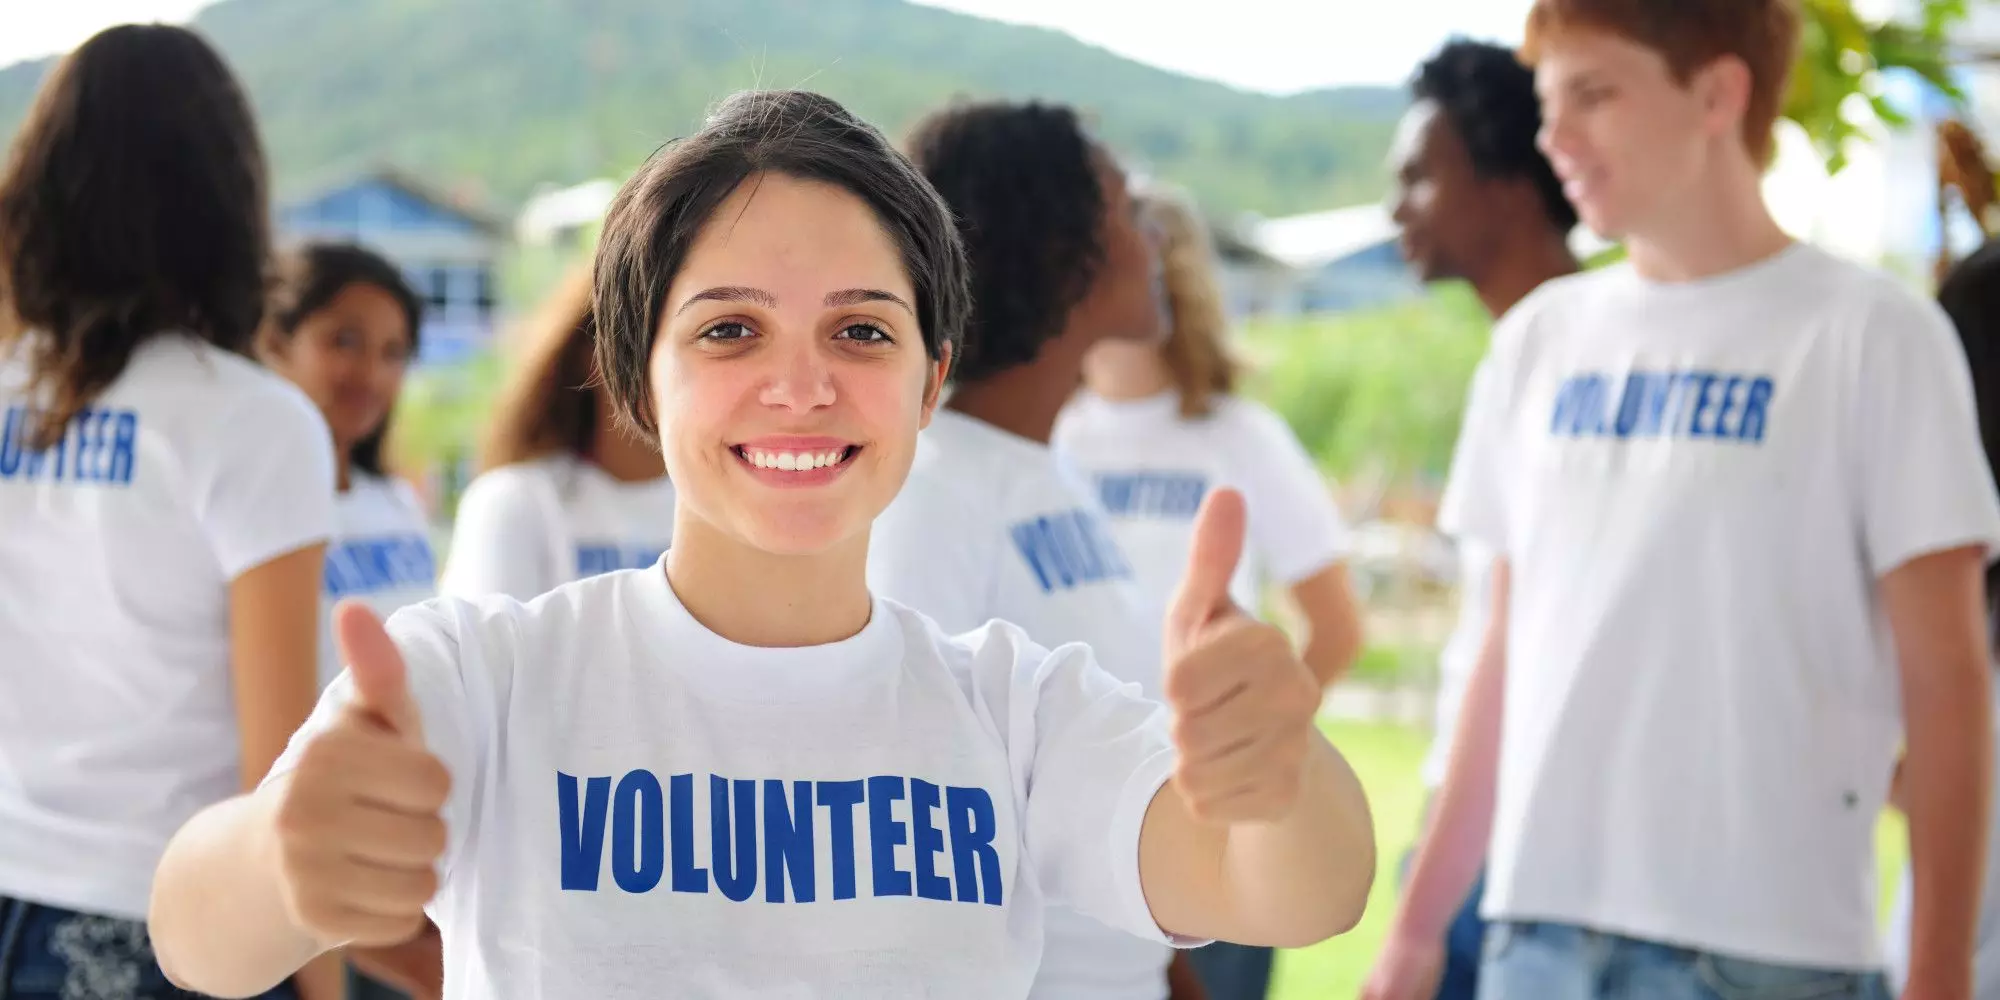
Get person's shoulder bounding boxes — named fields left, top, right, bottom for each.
left=1208, top=394, right=1294, bottom=440
left=1814, top=252, right=1957, bottom=346
left=878, top=594, right=1088, bottom=691
left=121, top=336, right=321, bottom=427
left=399, top=566, right=643, bottom=657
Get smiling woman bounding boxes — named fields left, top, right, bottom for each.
left=146, top=89, right=1374, bottom=1000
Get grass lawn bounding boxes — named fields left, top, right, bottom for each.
left=1268, top=720, right=1911, bottom=1000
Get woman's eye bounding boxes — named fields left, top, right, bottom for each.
left=837, top=323, right=892, bottom=344
left=701, top=321, right=753, bottom=342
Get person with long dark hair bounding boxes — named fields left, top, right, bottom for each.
left=147, top=89, right=1375, bottom=998
left=0, top=24, right=337, bottom=999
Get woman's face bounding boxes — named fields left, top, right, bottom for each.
left=651, top=172, right=947, bottom=557
left=266, top=282, right=414, bottom=457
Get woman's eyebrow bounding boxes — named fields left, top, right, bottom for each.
left=824, top=288, right=914, bottom=314
left=675, top=285, right=778, bottom=315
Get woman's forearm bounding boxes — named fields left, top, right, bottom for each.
left=151, top=787, right=328, bottom=997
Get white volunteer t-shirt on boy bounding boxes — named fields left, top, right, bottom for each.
left=320, top=472, right=436, bottom=688
left=1438, top=242, right=2000, bottom=969
left=869, top=407, right=1178, bottom=1000
left=1421, top=537, right=1492, bottom=789
left=269, top=564, right=1187, bottom=999
left=1052, top=390, right=1352, bottom=626
left=0, top=334, right=335, bottom=920
left=438, top=452, right=674, bottom=601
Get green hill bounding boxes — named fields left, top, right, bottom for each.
left=0, top=0, right=1404, bottom=218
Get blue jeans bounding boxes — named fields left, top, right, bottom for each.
left=1478, top=921, right=1892, bottom=1000
left=0, top=895, right=298, bottom=999
left=1185, top=940, right=1274, bottom=999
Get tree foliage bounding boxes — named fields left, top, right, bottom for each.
left=1788, top=0, right=1976, bottom=172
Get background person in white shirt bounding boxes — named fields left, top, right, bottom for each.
left=1364, top=3, right=2000, bottom=999
left=0, top=25, right=340, bottom=1000
left=148, top=89, right=1377, bottom=1000
left=1380, top=37, right=1581, bottom=1000
left=875, top=99, right=1200, bottom=1000
left=437, top=265, right=674, bottom=601
left=263, top=242, right=439, bottom=689
left=1883, top=238, right=2000, bottom=1000
left=1058, top=187, right=1365, bottom=690
left=1054, top=186, right=1366, bottom=1000
left=260, top=241, right=444, bottom=1000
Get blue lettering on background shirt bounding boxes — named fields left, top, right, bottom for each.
left=324, top=534, right=437, bottom=599
left=1548, top=370, right=1775, bottom=444
left=557, top=770, right=1004, bottom=907
left=576, top=544, right=665, bottom=578
left=1095, top=472, right=1208, bottom=519
left=0, top=404, right=140, bottom=485
left=1008, top=508, right=1135, bottom=594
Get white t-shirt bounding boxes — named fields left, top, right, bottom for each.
left=269, top=564, right=1183, bottom=999
left=321, top=473, right=436, bottom=688
left=438, top=454, right=674, bottom=601
left=1439, top=243, right=2000, bottom=968
left=0, top=334, right=335, bottom=920
left=1421, top=537, right=1492, bottom=789
left=1053, top=390, right=1352, bottom=624
left=868, top=408, right=1175, bottom=1000
left=1884, top=682, right=2000, bottom=998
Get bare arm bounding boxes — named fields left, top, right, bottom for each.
left=1139, top=729, right=1375, bottom=947
left=1885, top=545, right=1994, bottom=999
left=1284, top=561, right=1365, bottom=689
left=156, top=604, right=446, bottom=997
left=153, top=783, right=332, bottom=996
left=228, top=544, right=326, bottom=790
left=1393, top=558, right=1508, bottom=943
left=221, top=545, right=349, bottom=1000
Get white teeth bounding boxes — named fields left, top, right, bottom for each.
left=744, top=448, right=846, bottom=471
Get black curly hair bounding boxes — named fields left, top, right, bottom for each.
left=904, top=101, right=1107, bottom=384
left=1412, top=39, right=1578, bottom=234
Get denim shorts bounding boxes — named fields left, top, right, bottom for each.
left=1478, top=920, right=1891, bottom=1000
left=0, top=895, right=299, bottom=1000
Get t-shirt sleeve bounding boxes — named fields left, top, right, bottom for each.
left=438, top=468, right=559, bottom=601
left=1853, top=289, right=2000, bottom=576
left=1437, top=337, right=1521, bottom=555
left=1232, top=401, right=1351, bottom=586
left=1015, top=638, right=1191, bottom=946
left=197, top=381, right=338, bottom=579
left=263, top=599, right=485, bottom=883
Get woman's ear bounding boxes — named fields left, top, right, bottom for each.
left=919, top=341, right=954, bottom=428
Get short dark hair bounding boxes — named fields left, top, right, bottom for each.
left=267, top=242, right=424, bottom=477
left=0, top=24, right=270, bottom=450
left=1412, top=39, right=1578, bottom=234
left=904, top=102, right=1107, bottom=383
left=592, top=90, right=969, bottom=438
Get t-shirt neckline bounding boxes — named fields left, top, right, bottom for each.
left=625, top=555, right=903, bottom=703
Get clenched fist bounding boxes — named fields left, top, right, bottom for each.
left=1162, top=487, right=1323, bottom=823
left=271, top=601, right=451, bottom=948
